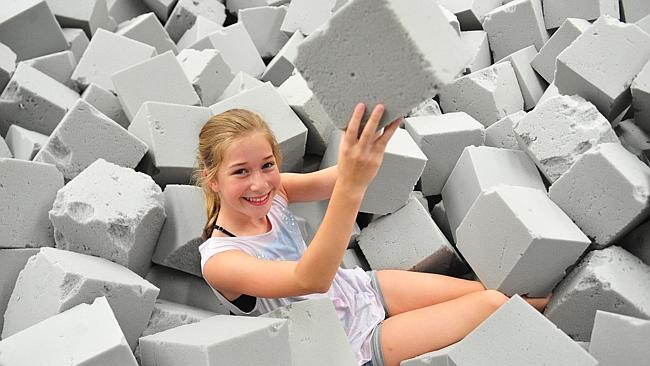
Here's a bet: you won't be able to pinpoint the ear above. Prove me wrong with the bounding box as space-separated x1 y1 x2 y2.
203 169 220 193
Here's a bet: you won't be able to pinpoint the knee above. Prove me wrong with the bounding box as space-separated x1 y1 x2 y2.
481 289 509 310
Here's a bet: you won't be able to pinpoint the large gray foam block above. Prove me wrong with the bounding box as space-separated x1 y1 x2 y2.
2 247 159 350
544 245 650 341
589 310 650 366
139 315 291 365
0 296 138 366
447 295 597 365
49 159 166 277
294 0 470 130
0 248 39 335
262 298 357 366
0 158 64 248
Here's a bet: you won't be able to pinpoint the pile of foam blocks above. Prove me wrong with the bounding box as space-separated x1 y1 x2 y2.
1 0 650 365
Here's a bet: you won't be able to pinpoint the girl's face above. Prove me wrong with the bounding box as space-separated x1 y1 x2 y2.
210 132 281 221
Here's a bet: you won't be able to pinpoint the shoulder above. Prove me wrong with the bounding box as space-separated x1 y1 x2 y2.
276 186 290 204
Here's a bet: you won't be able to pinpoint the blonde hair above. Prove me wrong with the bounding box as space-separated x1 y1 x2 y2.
193 109 283 239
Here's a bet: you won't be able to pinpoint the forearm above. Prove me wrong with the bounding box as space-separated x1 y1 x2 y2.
294 179 364 292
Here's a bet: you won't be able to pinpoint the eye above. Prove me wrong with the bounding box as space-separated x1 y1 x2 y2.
263 162 275 169
233 169 247 175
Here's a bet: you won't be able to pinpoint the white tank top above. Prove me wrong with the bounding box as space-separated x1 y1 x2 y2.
199 194 385 365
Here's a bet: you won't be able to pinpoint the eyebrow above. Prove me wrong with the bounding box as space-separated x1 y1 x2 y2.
228 155 275 169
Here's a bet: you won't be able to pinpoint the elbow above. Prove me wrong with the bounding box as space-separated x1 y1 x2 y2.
296 278 330 295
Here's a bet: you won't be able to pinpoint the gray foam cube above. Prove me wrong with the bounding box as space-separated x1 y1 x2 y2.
165 0 226 43
209 82 308 172
441 145 545 242
2 247 159 349
176 15 223 51
22 50 78 92
177 48 235 107
555 15 650 121
81 82 130 128
294 0 470 130
616 119 650 167
108 0 151 24
0 42 16 93
217 70 263 102
321 128 427 215
0 0 68 61
261 30 305 87
621 0 650 22
0 158 63 248
0 62 79 136
139 315 291 366
62 28 90 63
456 185 591 296
437 0 503 31
543 0 620 29
620 219 650 266
71 28 156 92
128 102 211 186
47 0 113 38
407 98 442 118
238 5 290 59
152 185 205 277
262 298 357 366
484 111 527 150
0 136 10 158
481 0 549 62
277 72 336 156
358 195 462 275
401 343 455 366
0 248 39 334
430 201 453 244
0 296 138 366
33 99 148 181
404 112 485 196
5 125 49 161
495 45 548 111
460 30 491 75
143 0 176 23
544 245 650 341
439 61 524 127
550 142 650 247
145 265 229 314
49 159 166 277
116 12 178 56
589 310 650 366
280 0 338 35
447 295 597 365
513 94 619 184
632 59 650 133
112 51 201 121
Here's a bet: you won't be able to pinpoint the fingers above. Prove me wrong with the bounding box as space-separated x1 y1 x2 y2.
376 117 402 147
359 104 385 145
345 103 365 143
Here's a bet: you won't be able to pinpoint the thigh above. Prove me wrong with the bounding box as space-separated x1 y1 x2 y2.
375 269 485 316
377 290 508 366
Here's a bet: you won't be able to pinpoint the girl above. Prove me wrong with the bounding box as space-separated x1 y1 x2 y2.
195 104 549 366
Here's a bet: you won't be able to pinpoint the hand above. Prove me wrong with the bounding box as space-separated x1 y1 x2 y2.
336 103 402 190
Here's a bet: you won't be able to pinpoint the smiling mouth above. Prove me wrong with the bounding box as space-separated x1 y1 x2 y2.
243 192 270 205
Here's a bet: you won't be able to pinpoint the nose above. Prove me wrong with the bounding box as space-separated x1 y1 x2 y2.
248 170 269 193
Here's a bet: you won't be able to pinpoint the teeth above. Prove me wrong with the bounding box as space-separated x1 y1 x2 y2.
245 193 268 203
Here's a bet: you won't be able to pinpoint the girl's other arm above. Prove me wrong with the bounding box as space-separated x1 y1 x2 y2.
280 165 338 203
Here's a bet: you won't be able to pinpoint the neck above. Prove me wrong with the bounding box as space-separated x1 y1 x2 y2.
215 206 270 235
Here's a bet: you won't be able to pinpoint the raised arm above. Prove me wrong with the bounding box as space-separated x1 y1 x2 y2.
280 165 338 203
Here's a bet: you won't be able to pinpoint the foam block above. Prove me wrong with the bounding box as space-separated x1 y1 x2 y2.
620 0 650 22
280 0 338 35
62 28 90 63
440 62 524 127
49 159 166 276
176 15 222 50
616 119 650 165
81 82 130 129
177 48 234 106
408 98 442 117
441 145 545 242
277 73 336 156
460 30 491 75
33 99 147 181
437 0 503 31
108 0 151 24
439 5 461 36
543 0 620 29
0 42 16 93
145 265 229 314
513 95 619 183
404 112 485 196
321 128 427 215
0 136 11 158
188 22 265 77
496 45 548 110
0 62 79 136
401 343 455 366
636 13 650 34
430 201 453 243
549 143 650 247
0 248 39 333
209 82 308 172
128 102 211 186
165 0 226 43
485 111 527 150
2 247 159 349
294 0 470 130
482 0 549 62
457 185 590 296
555 16 650 121
544 246 650 341
4 125 48 160
632 60 650 133
0 159 63 248
116 12 178 55
0 296 138 366
620 219 650 266
261 30 305 87
112 51 201 120
0 0 68 61
341 247 370 270
358 196 462 274
531 18 591 83
589 311 650 366
139 315 291 365
447 295 598 365
262 298 357 366
152 185 205 277
217 70 263 101
142 0 176 23
47 0 113 38
226 0 291 14
22 50 78 92
71 28 156 92
238 6 290 59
